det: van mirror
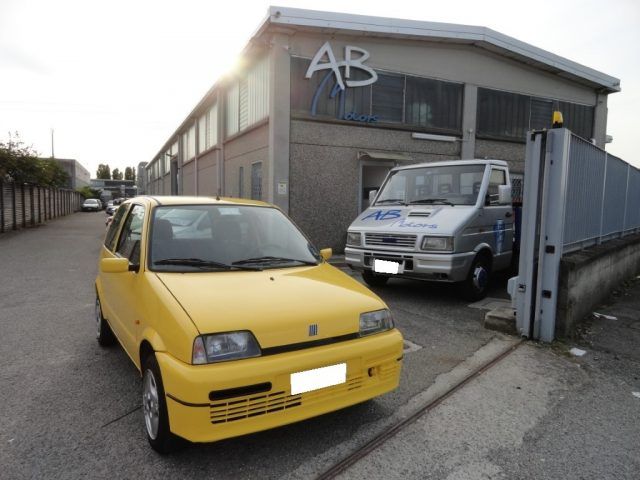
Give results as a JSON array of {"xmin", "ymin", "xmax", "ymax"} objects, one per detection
[
  {"xmin": 320, "ymin": 248, "xmax": 333, "ymax": 261},
  {"xmin": 498, "ymin": 185, "xmax": 512, "ymax": 205},
  {"xmin": 100, "ymin": 257, "xmax": 130, "ymax": 273},
  {"xmin": 368, "ymin": 189, "xmax": 378, "ymax": 206}
]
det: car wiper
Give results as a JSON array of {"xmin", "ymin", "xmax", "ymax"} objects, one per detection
[
  {"xmin": 409, "ymin": 198, "xmax": 455, "ymax": 206},
  {"xmin": 154, "ymin": 258, "xmax": 262, "ymax": 271},
  {"xmin": 375, "ymin": 198, "xmax": 407, "ymax": 205},
  {"xmin": 232, "ymin": 256, "xmax": 317, "ymax": 267}
]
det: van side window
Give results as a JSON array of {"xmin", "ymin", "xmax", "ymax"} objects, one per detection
[
  {"xmin": 488, "ymin": 169, "xmax": 506, "ymax": 204},
  {"xmin": 117, "ymin": 205, "xmax": 145, "ymax": 264},
  {"xmin": 104, "ymin": 205, "xmax": 130, "ymax": 252}
]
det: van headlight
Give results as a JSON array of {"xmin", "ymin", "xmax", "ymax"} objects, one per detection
[
  {"xmin": 421, "ymin": 236, "xmax": 453, "ymax": 252},
  {"xmin": 359, "ymin": 309, "xmax": 394, "ymax": 336},
  {"xmin": 192, "ymin": 331, "xmax": 261, "ymax": 364},
  {"xmin": 347, "ymin": 231, "xmax": 362, "ymax": 246}
]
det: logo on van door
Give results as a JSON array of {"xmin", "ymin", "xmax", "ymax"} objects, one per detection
[{"xmin": 493, "ymin": 220, "xmax": 505, "ymax": 254}]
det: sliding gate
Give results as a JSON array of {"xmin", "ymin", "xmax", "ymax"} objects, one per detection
[{"xmin": 513, "ymin": 128, "xmax": 640, "ymax": 342}]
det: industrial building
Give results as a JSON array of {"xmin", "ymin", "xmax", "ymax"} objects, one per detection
[
  {"xmin": 144, "ymin": 6, "xmax": 620, "ymax": 251},
  {"xmin": 49, "ymin": 158, "xmax": 90, "ymax": 190}
]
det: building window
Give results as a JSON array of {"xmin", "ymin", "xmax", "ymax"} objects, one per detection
[
  {"xmin": 290, "ymin": 57, "xmax": 463, "ymax": 134},
  {"xmin": 225, "ymin": 56, "xmax": 269, "ymax": 138},
  {"xmin": 372, "ymin": 73, "xmax": 404, "ymax": 123},
  {"xmin": 198, "ymin": 114, "xmax": 207, "ymax": 154},
  {"xmin": 251, "ymin": 162, "xmax": 262, "ymax": 200},
  {"xmin": 239, "ymin": 78, "xmax": 249, "ymax": 131},
  {"xmin": 207, "ymin": 103, "xmax": 218, "ymax": 147},
  {"xmin": 477, "ymin": 88, "xmax": 594, "ymax": 141},
  {"xmin": 226, "ymin": 82, "xmax": 240, "ymax": 137},
  {"xmin": 239, "ymin": 166, "xmax": 244, "ymax": 198}
]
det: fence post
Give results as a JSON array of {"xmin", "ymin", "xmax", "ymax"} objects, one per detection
[
  {"xmin": 597, "ymin": 153, "xmax": 608, "ymax": 243},
  {"xmin": 0, "ymin": 178, "xmax": 4, "ymax": 233},
  {"xmin": 30, "ymin": 185, "xmax": 35, "ymax": 227},
  {"xmin": 11, "ymin": 182, "xmax": 17, "ymax": 230},
  {"xmin": 621, "ymin": 164, "xmax": 630, "ymax": 236}
]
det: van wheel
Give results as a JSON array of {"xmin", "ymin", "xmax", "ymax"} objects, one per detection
[
  {"xmin": 142, "ymin": 353, "xmax": 179, "ymax": 454},
  {"xmin": 95, "ymin": 296, "xmax": 116, "ymax": 347},
  {"xmin": 461, "ymin": 254, "xmax": 491, "ymax": 301},
  {"xmin": 362, "ymin": 270, "xmax": 389, "ymax": 287}
]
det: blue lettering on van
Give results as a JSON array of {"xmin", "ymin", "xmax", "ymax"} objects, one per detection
[
  {"xmin": 344, "ymin": 111, "xmax": 379, "ymax": 123},
  {"xmin": 391, "ymin": 219, "xmax": 438, "ymax": 229},
  {"xmin": 361, "ymin": 209, "xmax": 402, "ymax": 221},
  {"xmin": 493, "ymin": 219, "xmax": 505, "ymax": 254}
]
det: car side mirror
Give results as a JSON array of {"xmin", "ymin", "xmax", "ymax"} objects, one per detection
[
  {"xmin": 320, "ymin": 248, "xmax": 333, "ymax": 261},
  {"xmin": 498, "ymin": 185, "xmax": 512, "ymax": 205},
  {"xmin": 100, "ymin": 257, "xmax": 130, "ymax": 273}
]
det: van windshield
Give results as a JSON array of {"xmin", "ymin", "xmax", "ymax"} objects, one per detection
[{"xmin": 374, "ymin": 164, "xmax": 486, "ymax": 206}]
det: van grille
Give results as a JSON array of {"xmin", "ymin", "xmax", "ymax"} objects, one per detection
[
  {"xmin": 209, "ymin": 374, "xmax": 364, "ymax": 425},
  {"xmin": 408, "ymin": 211, "xmax": 431, "ymax": 217},
  {"xmin": 365, "ymin": 233, "xmax": 417, "ymax": 248}
]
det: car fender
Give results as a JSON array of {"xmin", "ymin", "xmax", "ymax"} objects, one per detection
[{"xmin": 140, "ymin": 327, "xmax": 168, "ymax": 355}]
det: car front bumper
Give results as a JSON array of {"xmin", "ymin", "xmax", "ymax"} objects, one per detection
[
  {"xmin": 156, "ymin": 329, "xmax": 403, "ymax": 443},
  {"xmin": 345, "ymin": 246, "xmax": 475, "ymax": 283}
]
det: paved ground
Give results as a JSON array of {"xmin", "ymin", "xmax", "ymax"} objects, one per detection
[{"xmin": 1, "ymin": 212, "xmax": 638, "ymax": 479}]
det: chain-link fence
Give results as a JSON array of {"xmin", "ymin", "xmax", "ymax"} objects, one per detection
[{"xmin": 0, "ymin": 180, "xmax": 85, "ymax": 234}]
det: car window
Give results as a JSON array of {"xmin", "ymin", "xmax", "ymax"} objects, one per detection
[
  {"xmin": 104, "ymin": 205, "xmax": 130, "ymax": 251},
  {"xmin": 116, "ymin": 205, "xmax": 145, "ymax": 264},
  {"xmin": 488, "ymin": 168, "xmax": 507, "ymax": 205}
]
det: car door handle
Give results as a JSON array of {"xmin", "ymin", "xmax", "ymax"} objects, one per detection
[{"xmin": 505, "ymin": 211, "xmax": 512, "ymax": 218}]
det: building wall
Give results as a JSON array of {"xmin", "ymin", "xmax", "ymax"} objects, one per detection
[
  {"xmin": 474, "ymin": 140, "xmax": 526, "ymax": 174},
  {"xmin": 224, "ymin": 123, "xmax": 269, "ymax": 199},
  {"xmin": 289, "ymin": 120, "xmax": 460, "ymax": 252},
  {"xmin": 197, "ymin": 150, "xmax": 218, "ymax": 196}
]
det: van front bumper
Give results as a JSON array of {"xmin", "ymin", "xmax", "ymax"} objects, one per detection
[
  {"xmin": 344, "ymin": 247, "xmax": 475, "ymax": 282},
  {"xmin": 156, "ymin": 329, "xmax": 403, "ymax": 443}
]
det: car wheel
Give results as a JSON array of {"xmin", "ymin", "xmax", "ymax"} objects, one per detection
[
  {"xmin": 95, "ymin": 296, "xmax": 116, "ymax": 346},
  {"xmin": 460, "ymin": 254, "xmax": 491, "ymax": 301},
  {"xmin": 142, "ymin": 354, "xmax": 178, "ymax": 454},
  {"xmin": 362, "ymin": 270, "xmax": 389, "ymax": 287}
]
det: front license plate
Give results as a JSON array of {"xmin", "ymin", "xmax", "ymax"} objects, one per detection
[
  {"xmin": 290, "ymin": 363, "xmax": 347, "ymax": 395},
  {"xmin": 373, "ymin": 259, "xmax": 402, "ymax": 274}
]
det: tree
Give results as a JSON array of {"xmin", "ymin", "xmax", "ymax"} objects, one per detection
[
  {"xmin": 0, "ymin": 132, "xmax": 69, "ymax": 187},
  {"xmin": 112, "ymin": 168, "xmax": 123, "ymax": 180},
  {"xmin": 96, "ymin": 164, "xmax": 111, "ymax": 179},
  {"xmin": 77, "ymin": 185, "xmax": 101, "ymax": 199},
  {"xmin": 124, "ymin": 166, "xmax": 134, "ymax": 181}
]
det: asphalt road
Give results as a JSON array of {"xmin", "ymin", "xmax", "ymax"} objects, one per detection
[{"xmin": 0, "ymin": 211, "xmax": 508, "ymax": 479}]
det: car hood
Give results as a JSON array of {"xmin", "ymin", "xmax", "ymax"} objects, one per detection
[
  {"xmin": 350, "ymin": 205, "xmax": 477, "ymax": 236},
  {"xmin": 154, "ymin": 263, "xmax": 385, "ymax": 348}
]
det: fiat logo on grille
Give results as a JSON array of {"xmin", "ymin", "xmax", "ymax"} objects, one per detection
[{"xmin": 308, "ymin": 324, "xmax": 318, "ymax": 336}]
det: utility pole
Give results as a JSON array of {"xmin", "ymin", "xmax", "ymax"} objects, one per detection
[{"xmin": 50, "ymin": 128, "xmax": 55, "ymax": 158}]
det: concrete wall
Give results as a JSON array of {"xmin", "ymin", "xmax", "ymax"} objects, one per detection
[
  {"xmin": 475, "ymin": 139, "xmax": 526, "ymax": 174},
  {"xmin": 556, "ymin": 234, "xmax": 640, "ymax": 337},
  {"xmin": 224, "ymin": 123, "xmax": 269, "ymax": 199},
  {"xmin": 290, "ymin": 119, "xmax": 460, "ymax": 252}
]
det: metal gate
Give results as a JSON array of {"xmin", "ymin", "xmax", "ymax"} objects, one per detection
[{"xmin": 513, "ymin": 128, "xmax": 640, "ymax": 342}]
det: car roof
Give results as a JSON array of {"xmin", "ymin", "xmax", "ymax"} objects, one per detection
[
  {"xmin": 391, "ymin": 159, "xmax": 508, "ymax": 172},
  {"xmin": 126, "ymin": 196, "xmax": 274, "ymax": 208}
]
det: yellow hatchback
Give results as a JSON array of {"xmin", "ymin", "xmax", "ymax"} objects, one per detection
[{"xmin": 95, "ymin": 196, "xmax": 403, "ymax": 453}]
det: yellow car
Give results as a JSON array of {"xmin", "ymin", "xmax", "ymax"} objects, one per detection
[{"xmin": 95, "ymin": 196, "xmax": 403, "ymax": 453}]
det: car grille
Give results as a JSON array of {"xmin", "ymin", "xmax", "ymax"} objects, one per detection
[
  {"xmin": 365, "ymin": 233, "xmax": 417, "ymax": 248},
  {"xmin": 209, "ymin": 373, "xmax": 364, "ymax": 425}
]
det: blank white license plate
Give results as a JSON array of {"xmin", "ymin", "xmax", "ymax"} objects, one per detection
[
  {"xmin": 373, "ymin": 259, "xmax": 402, "ymax": 274},
  {"xmin": 290, "ymin": 363, "xmax": 346, "ymax": 395}
]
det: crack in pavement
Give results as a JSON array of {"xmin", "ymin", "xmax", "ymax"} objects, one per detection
[{"xmin": 101, "ymin": 405, "xmax": 141, "ymax": 428}]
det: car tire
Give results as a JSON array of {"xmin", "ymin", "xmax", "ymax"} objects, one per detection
[
  {"xmin": 142, "ymin": 354, "xmax": 179, "ymax": 454},
  {"xmin": 362, "ymin": 270, "xmax": 389, "ymax": 287},
  {"xmin": 460, "ymin": 253, "xmax": 491, "ymax": 301},
  {"xmin": 95, "ymin": 296, "xmax": 116, "ymax": 347}
]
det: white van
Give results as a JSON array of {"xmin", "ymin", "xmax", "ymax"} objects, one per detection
[{"xmin": 345, "ymin": 160, "xmax": 513, "ymax": 300}]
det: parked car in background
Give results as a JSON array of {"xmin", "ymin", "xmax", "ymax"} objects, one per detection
[
  {"xmin": 95, "ymin": 196, "xmax": 403, "ymax": 453},
  {"xmin": 105, "ymin": 202, "xmax": 118, "ymax": 216},
  {"xmin": 82, "ymin": 198, "xmax": 102, "ymax": 212}
]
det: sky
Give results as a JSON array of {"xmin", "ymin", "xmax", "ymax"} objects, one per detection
[{"xmin": 1, "ymin": 0, "xmax": 639, "ymax": 177}]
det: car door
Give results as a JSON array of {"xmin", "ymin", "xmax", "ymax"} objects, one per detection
[{"xmin": 109, "ymin": 204, "xmax": 147, "ymax": 358}]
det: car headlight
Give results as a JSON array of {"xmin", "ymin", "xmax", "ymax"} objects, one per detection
[
  {"xmin": 347, "ymin": 231, "xmax": 362, "ymax": 246},
  {"xmin": 192, "ymin": 331, "xmax": 261, "ymax": 364},
  {"xmin": 359, "ymin": 309, "xmax": 394, "ymax": 336},
  {"xmin": 421, "ymin": 236, "xmax": 453, "ymax": 252}
]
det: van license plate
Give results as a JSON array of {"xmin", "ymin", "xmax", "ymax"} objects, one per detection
[
  {"xmin": 373, "ymin": 259, "xmax": 402, "ymax": 274},
  {"xmin": 290, "ymin": 363, "xmax": 347, "ymax": 395}
]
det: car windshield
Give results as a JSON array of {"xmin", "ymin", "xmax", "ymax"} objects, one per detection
[
  {"xmin": 86, "ymin": 199, "xmax": 99, "ymax": 204},
  {"xmin": 374, "ymin": 164, "xmax": 486, "ymax": 206},
  {"xmin": 149, "ymin": 205, "xmax": 320, "ymax": 272}
]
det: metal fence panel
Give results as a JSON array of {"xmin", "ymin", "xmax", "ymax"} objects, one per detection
[
  {"xmin": 563, "ymin": 136, "xmax": 606, "ymax": 251},
  {"xmin": 601, "ymin": 155, "xmax": 628, "ymax": 238},
  {"xmin": 625, "ymin": 167, "xmax": 640, "ymax": 232}
]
